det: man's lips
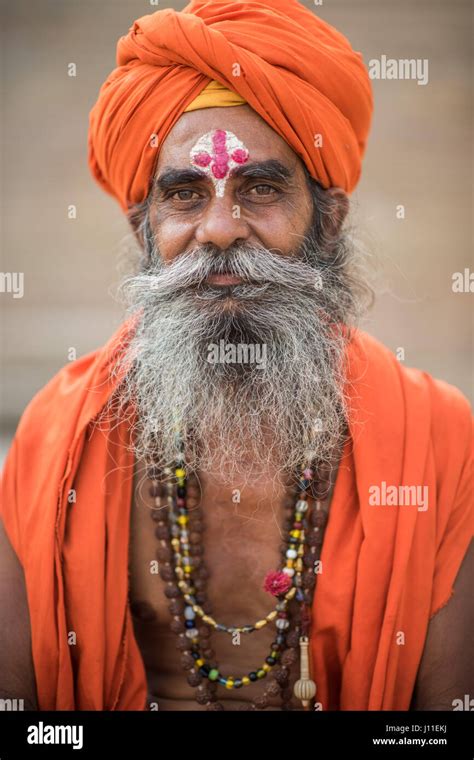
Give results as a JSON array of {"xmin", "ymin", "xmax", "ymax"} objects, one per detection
[{"xmin": 206, "ymin": 273, "xmax": 244, "ymax": 286}]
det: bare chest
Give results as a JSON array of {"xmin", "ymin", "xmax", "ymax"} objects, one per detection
[{"xmin": 127, "ymin": 463, "xmax": 333, "ymax": 711}]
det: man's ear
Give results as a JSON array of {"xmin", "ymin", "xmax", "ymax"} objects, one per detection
[
  {"xmin": 323, "ymin": 187, "xmax": 350, "ymax": 242},
  {"xmin": 127, "ymin": 202, "xmax": 149, "ymax": 252},
  {"xmin": 131, "ymin": 219, "xmax": 145, "ymax": 251}
]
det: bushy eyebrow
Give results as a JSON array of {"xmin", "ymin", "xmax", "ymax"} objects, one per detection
[
  {"xmin": 155, "ymin": 167, "xmax": 206, "ymax": 193},
  {"xmin": 154, "ymin": 159, "xmax": 294, "ymax": 194},
  {"xmin": 231, "ymin": 159, "xmax": 294, "ymax": 182}
]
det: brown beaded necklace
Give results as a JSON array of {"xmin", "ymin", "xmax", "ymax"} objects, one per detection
[{"xmin": 132, "ymin": 444, "xmax": 332, "ymax": 711}]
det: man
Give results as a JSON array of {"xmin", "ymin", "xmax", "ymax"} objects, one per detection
[{"xmin": 1, "ymin": 0, "xmax": 472, "ymax": 712}]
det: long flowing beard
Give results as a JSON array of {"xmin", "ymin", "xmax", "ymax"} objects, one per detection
[{"xmin": 107, "ymin": 232, "xmax": 366, "ymax": 486}]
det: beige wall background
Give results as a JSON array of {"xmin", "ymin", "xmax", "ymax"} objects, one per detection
[{"xmin": 1, "ymin": 0, "xmax": 472, "ymax": 442}]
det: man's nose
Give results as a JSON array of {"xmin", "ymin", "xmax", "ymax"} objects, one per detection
[{"xmin": 194, "ymin": 194, "xmax": 250, "ymax": 250}]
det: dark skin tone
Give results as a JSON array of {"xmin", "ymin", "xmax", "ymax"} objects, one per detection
[
  {"xmin": 0, "ymin": 106, "xmax": 471, "ymax": 710},
  {"xmin": 127, "ymin": 102, "xmax": 348, "ymax": 707},
  {"xmin": 128, "ymin": 446, "xmax": 345, "ymax": 710},
  {"xmin": 135, "ymin": 106, "xmax": 473, "ymax": 709},
  {"xmin": 146, "ymin": 105, "xmax": 344, "ymax": 266}
]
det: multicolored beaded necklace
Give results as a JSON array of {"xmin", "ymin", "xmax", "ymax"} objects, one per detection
[{"xmin": 134, "ymin": 440, "xmax": 332, "ymax": 711}]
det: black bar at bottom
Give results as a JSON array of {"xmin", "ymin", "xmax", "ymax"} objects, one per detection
[{"xmin": 0, "ymin": 710, "xmax": 472, "ymax": 758}]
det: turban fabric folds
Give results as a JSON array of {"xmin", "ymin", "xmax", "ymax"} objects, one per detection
[{"xmin": 88, "ymin": 0, "xmax": 373, "ymax": 212}]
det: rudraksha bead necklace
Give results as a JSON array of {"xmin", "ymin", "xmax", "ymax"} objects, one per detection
[{"xmin": 136, "ymin": 441, "xmax": 331, "ymax": 710}]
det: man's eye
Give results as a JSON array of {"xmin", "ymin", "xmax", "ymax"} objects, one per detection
[
  {"xmin": 170, "ymin": 189, "xmax": 199, "ymax": 201},
  {"xmin": 248, "ymin": 184, "xmax": 278, "ymax": 196}
]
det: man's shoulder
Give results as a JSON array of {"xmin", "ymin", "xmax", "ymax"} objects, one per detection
[
  {"xmin": 354, "ymin": 328, "xmax": 472, "ymax": 450},
  {"xmin": 0, "ymin": 324, "xmax": 130, "ymax": 560},
  {"xmin": 14, "ymin": 320, "xmax": 133, "ymax": 450},
  {"xmin": 16, "ymin": 346, "xmax": 104, "ymax": 443}
]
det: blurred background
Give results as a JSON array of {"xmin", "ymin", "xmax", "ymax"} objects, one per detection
[{"xmin": 1, "ymin": 0, "xmax": 472, "ymax": 461}]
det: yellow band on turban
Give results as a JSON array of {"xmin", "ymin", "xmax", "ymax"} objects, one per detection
[{"xmin": 184, "ymin": 80, "xmax": 247, "ymax": 112}]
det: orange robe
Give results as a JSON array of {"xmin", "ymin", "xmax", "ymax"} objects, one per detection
[{"xmin": 1, "ymin": 320, "xmax": 472, "ymax": 710}]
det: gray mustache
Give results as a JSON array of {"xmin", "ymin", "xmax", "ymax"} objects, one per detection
[{"xmin": 125, "ymin": 244, "xmax": 321, "ymax": 299}]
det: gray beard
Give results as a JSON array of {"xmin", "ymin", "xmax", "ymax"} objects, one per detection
[{"xmin": 108, "ymin": 232, "xmax": 365, "ymax": 486}]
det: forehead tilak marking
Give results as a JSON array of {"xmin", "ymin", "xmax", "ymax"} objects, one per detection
[{"xmin": 189, "ymin": 129, "xmax": 249, "ymax": 197}]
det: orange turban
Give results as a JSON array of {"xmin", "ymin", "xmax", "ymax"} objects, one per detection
[{"xmin": 88, "ymin": 0, "xmax": 373, "ymax": 212}]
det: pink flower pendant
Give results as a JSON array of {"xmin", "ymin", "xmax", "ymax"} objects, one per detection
[{"xmin": 263, "ymin": 570, "xmax": 293, "ymax": 597}]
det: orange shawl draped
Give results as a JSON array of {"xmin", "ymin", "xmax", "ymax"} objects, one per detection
[{"xmin": 1, "ymin": 320, "xmax": 472, "ymax": 710}]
